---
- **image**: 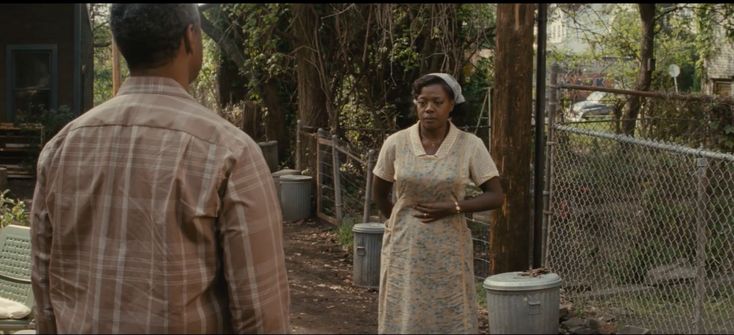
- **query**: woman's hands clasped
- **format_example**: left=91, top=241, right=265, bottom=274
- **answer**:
left=413, top=201, right=458, bottom=223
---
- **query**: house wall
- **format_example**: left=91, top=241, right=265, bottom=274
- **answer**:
left=0, top=4, right=76, bottom=122
left=705, top=28, right=734, bottom=97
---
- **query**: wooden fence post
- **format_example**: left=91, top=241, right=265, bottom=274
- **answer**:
left=362, top=149, right=376, bottom=223
left=296, top=119, right=302, bottom=171
left=331, top=135, right=343, bottom=225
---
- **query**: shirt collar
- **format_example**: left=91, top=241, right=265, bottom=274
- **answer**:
left=408, top=120, right=460, bottom=158
left=116, top=76, right=195, bottom=101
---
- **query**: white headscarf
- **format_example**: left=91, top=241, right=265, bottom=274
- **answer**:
left=427, top=72, right=465, bottom=104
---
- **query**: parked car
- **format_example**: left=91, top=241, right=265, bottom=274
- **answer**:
left=570, top=91, right=613, bottom=121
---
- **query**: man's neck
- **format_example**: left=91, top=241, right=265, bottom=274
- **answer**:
left=130, top=64, right=189, bottom=90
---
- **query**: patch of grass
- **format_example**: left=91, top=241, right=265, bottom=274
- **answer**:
left=334, top=216, right=359, bottom=253
left=580, top=285, right=734, bottom=333
left=476, top=281, right=487, bottom=310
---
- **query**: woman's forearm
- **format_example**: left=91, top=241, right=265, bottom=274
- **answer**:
left=458, top=177, right=504, bottom=213
left=375, top=196, right=394, bottom=219
left=373, top=176, right=394, bottom=219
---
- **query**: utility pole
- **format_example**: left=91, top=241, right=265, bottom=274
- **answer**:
left=490, top=3, right=536, bottom=274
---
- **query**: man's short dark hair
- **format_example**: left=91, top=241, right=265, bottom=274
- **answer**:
left=110, top=4, right=200, bottom=70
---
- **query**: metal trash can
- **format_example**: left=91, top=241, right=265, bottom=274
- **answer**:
left=257, top=140, right=278, bottom=172
left=272, top=168, right=300, bottom=196
left=352, top=223, right=384, bottom=289
left=484, top=271, right=561, bottom=334
left=279, top=175, right=312, bottom=221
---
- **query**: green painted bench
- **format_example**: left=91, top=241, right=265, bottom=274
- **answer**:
left=0, top=225, right=34, bottom=333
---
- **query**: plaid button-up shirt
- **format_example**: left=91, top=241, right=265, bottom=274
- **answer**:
left=30, top=76, right=289, bottom=333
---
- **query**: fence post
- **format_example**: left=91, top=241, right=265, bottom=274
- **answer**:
left=296, top=119, right=302, bottom=171
left=316, top=128, right=327, bottom=222
left=542, top=63, right=560, bottom=266
left=487, top=87, right=493, bottom=153
left=332, top=135, right=344, bottom=225
left=362, top=149, right=376, bottom=224
left=694, top=156, right=709, bottom=334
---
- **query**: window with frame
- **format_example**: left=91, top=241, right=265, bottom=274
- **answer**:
left=713, top=80, right=732, bottom=98
left=5, top=45, right=57, bottom=121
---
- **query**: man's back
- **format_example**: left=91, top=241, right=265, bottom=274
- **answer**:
left=31, top=77, right=289, bottom=333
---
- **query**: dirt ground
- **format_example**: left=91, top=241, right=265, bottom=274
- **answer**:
left=7, top=179, right=490, bottom=334
left=284, top=219, right=379, bottom=334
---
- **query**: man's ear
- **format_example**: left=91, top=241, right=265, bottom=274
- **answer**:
left=183, top=24, right=193, bottom=54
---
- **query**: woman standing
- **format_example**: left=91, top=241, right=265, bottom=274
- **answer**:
left=372, top=73, right=504, bottom=334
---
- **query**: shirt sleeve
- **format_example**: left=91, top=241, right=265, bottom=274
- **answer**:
left=30, top=147, right=57, bottom=334
left=468, top=135, right=500, bottom=186
left=372, top=134, right=397, bottom=182
left=218, top=142, right=290, bottom=334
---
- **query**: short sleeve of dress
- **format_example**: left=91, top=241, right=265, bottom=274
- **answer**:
left=469, top=135, right=500, bottom=186
left=373, top=134, right=397, bottom=182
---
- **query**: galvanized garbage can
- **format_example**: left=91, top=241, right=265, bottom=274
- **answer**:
left=484, top=271, right=561, bottom=334
left=272, top=168, right=300, bottom=196
left=257, top=140, right=278, bottom=172
left=279, top=175, right=312, bottom=221
left=352, top=223, right=384, bottom=289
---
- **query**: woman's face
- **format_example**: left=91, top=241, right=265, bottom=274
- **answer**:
left=414, top=84, right=454, bottom=130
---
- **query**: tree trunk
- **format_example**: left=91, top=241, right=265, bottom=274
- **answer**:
left=292, top=4, right=329, bottom=176
left=490, top=3, right=535, bottom=274
left=622, top=4, right=656, bottom=136
left=202, top=4, right=291, bottom=161
left=217, top=55, right=248, bottom=107
left=241, top=101, right=260, bottom=140
left=261, top=79, right=289, bottom=165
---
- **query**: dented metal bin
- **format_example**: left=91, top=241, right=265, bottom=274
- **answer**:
left=279, top=175, right=312, bottom=221
left=484, top=271, right=561, bottom=334
left=352, top=223, right=384, bottom=289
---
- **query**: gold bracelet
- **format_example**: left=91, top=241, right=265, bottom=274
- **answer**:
left=453, top=200, right=461, bottom=214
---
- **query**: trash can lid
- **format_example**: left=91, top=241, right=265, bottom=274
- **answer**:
left=272, top=169, right=301, bottom=177
left=483, top=271, right=561, bottom=291
left=352, top=222, right=385, bottom=234
left=280, top=175, right=312, bottom=182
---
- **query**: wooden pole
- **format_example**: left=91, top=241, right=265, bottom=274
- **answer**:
left=331, top=135, right=343, bottom=225
left=112, top=39, right=122, bottom=96
left=490, top=3, right=536, bottom=274
left=362, top=149, right=375, bottom=224
left=296, top=120, right=302, bottom=171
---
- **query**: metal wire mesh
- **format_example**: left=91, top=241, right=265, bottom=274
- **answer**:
left=317, top=137, right=336, bottom=221
left=545, top=121, right=734, bottom=334
left=467, top=211, right=492, bottom=280
left=334, top=138, right=370, bottom=225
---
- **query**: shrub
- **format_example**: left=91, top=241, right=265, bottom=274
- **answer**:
left=0, top=190, right=29, bottom=228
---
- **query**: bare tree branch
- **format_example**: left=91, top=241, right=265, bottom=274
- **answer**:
left=197, top=5, right=247, bottom=74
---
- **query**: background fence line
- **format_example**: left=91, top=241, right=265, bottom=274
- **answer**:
left=544, top=78, right=734, bottom=333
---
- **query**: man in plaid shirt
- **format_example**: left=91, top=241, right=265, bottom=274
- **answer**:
left=31, top=4, right=289, bottom=333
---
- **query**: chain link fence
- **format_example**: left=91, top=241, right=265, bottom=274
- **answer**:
left=545, top=116, right=734, bottom=333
